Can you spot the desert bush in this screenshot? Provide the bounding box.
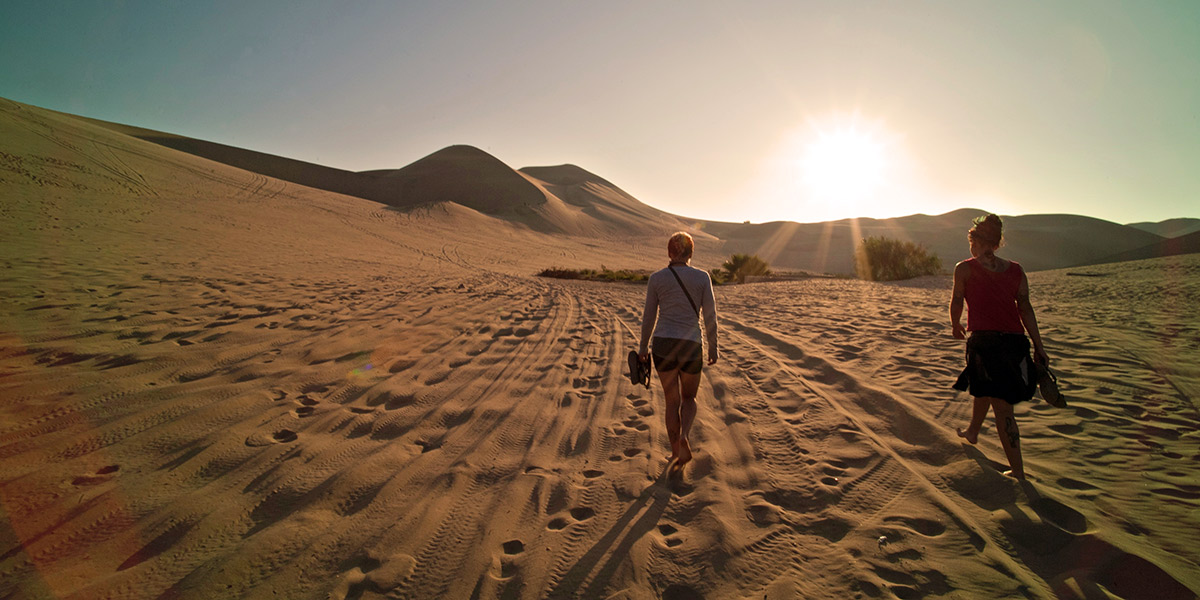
[719,253,772,284]
[854,236,942,281]
[536,267,650,282]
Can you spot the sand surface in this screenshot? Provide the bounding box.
[3,99,1199,599]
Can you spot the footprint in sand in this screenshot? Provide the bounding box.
[273,429,298,443]
[883,515,947,537]
[71,464,120,486]
[245,429,298,447]
[1048,423,1083,435]
[547,507,595,530]
[1031,497,1089,534]
[583,469,604,479]
[1056,477,1099,491]
[724,411,748,425]
[497,540,525,579]
[657,523,684,547]
[569,507,595,521]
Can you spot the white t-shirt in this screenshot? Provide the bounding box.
[641,264,718,347]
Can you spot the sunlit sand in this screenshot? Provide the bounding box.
[3,99,1198,599]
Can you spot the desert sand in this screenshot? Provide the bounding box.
[2,98,1198,599]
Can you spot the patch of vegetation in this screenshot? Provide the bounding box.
[854,236,942,281]
[714,253,772,284]
[537,266,650,282]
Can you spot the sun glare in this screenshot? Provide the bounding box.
[799,121,891,209]
[744,113,925,223]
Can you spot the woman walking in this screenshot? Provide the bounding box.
[639,232,718,470]
[950,214,1048,480]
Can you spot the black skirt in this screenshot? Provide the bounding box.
[953,331,1037,404]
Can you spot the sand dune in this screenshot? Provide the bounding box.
[60,106,702,240]
[700,209,1167,274]
[1128,218,1200,239]
[58,97,1168,274]
[1076,230,1200,267]
[3,98,1199,599]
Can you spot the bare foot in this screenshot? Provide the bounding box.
[677,438,692,466]
[956,428,978,445]
[669,438,680,462]
[1002,469,1027,481]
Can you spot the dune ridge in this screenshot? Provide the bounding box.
[41,97,1185,274]
[2,98,1199,599]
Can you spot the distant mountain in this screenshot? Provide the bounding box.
[699,210,1165,274]
[1126,218,1200,238]
[360,145,548,214]
[64,111,433,210]
[517,164,698,237]
[66,108,699,238]
[14,97,1182,273]
[1074,229,1200,267]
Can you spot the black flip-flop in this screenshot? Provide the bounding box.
[627,350,650,388]
[1037,364,1066,408]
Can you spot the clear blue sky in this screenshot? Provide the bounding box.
[3,1,1198,224]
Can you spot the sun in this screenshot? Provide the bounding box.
[744,114,919,223]
[799,120,891,207]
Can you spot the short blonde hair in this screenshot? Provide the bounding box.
[667,232,694,261]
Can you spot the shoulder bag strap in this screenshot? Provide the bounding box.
[668,265,700,316]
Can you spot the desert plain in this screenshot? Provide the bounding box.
[2,98,1198,599]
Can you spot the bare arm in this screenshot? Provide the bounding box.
[950,261,968,339]
[702,274,719,365]
[639,285,658,359]
[1016,270,1049,365]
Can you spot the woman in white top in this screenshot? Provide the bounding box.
[639,232,719,470]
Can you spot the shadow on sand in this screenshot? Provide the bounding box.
[545,466,703,600]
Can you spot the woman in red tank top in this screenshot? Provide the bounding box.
[949,214,1050,481]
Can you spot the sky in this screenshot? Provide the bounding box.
[2,1,1198,225]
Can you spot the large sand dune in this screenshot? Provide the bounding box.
[61,109,704,240]
[59,102,1177,275]
[2,98,1198,599]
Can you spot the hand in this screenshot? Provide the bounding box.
[638,352,650,364]
[707,346,719,365]
[1034,347,1049,367]
[952,323,966,340]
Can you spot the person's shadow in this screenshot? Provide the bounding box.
[545,466,679,599]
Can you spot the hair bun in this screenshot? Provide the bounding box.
[969,214,1003,246]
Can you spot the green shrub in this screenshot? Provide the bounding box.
[719,253,772,284]
[854,236,942,281]
[536,267,650,282]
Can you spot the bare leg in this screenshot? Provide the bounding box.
[675,370,702,466]
[957,395,990,444]
[991,399,1025,480]
[657,367,682,460]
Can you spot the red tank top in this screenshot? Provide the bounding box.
[964,258,1025,333]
